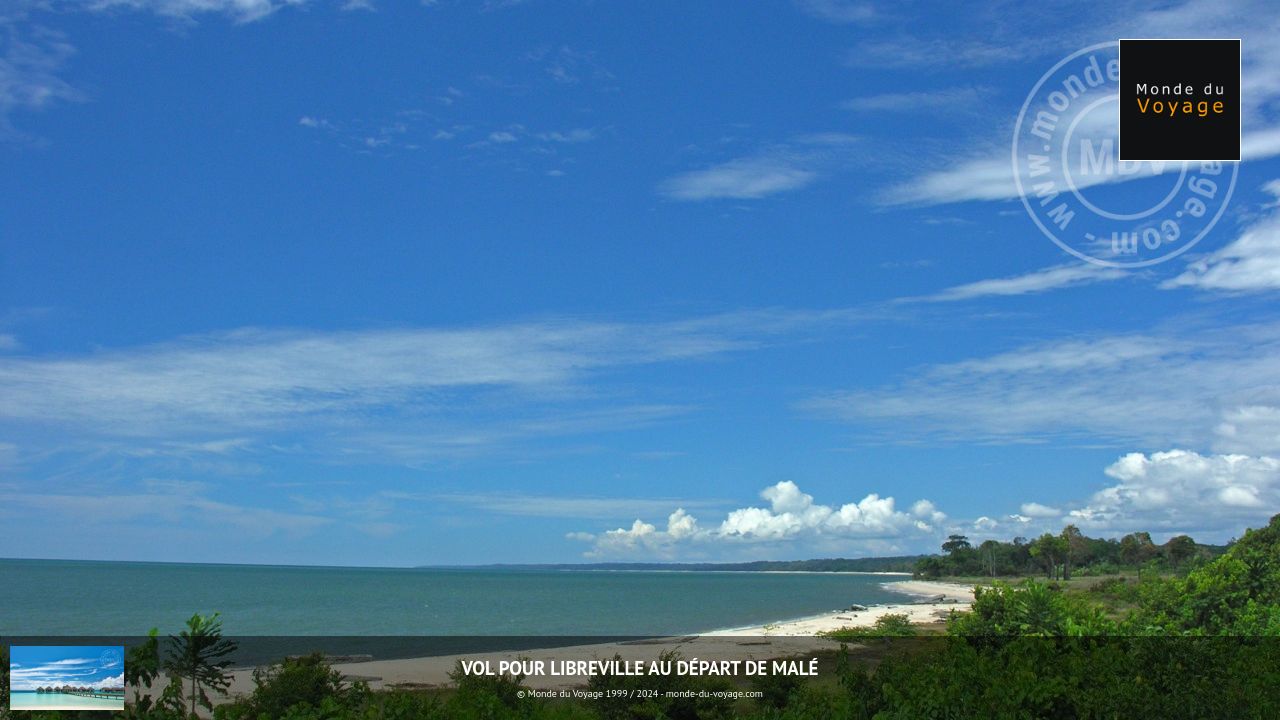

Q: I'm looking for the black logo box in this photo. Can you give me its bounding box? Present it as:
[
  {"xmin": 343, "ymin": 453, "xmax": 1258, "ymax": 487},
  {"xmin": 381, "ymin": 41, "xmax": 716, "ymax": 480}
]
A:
[{"xmin": 1119, "ymin": 39, "xmax": 1241, "ymax": 162}]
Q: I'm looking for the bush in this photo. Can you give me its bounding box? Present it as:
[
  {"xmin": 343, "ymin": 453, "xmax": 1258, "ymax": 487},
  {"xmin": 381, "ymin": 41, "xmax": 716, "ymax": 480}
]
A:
[
  {"xmin": 214, "ymin": 652, "xmax": 360, "ymax": 720},
  {"xmin": 820, "ymin": 613, "xmax": 918, "ymax": 642},
  {"xmin": 948, "ymin": 580, "xmax": 1116, "ymax": 637}
]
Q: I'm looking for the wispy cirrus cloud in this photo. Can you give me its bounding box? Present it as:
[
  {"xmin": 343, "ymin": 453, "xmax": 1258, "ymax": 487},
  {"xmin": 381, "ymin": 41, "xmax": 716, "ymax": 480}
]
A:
[
  {"xmin": 882, "ymin": 1, "xmax": 1280, "ymax": 207},
  {"xmin": 0, "ymin": 310, "xmax": 862, "ymax": 456},
  {"xmin": 0, "ymin": 18, "xmax": 83, "ymax": 137},
  {"xmin": 794, "ymin": 0, "xmax": 875, "ymax": 24},
  {"xmin": 658, "ymin": 134, "xmax": 858, "ymax": 201},
  {"xmin": 0, "ymin": 483, "xmax": 331, "ymax": 538},
  {"xmin": 418, "ymin": 491, "xmax": 731, "ymax": 520},
  {"xmin": 87, "ymin": 0, "xmax": 311, "ymax": 24},
  {"xmin": 900, "ymin": 262, "xmax": 1128, "ymax": 302},
  {"xmin": 1163, "ymin": 183, "xmax": 1280, "ymax": 292},
  {"xmin": 805, "ymin": 319, "xmax": 1280, "ymax": 455},
  {"xmin": 659, "ymin": 156, "xmax": 818, "ymax": 200},
  {"xmin": 842, "ymin": 86, "xmax": 991, "ymax": 113},
  {"xmin": 846, "ymin": 37, "xmax": 1031, "ymax": 70}
]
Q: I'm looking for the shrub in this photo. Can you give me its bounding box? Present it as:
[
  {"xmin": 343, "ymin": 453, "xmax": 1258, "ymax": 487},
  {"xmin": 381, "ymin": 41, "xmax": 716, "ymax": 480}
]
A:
[{"xmin": 820, "ymin": 613, "xmax": 918, "ymax": 642}]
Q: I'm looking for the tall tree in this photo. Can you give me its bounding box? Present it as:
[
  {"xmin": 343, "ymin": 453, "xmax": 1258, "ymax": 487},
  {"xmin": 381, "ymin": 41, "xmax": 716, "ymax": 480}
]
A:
[
  {"xmin": 1120, "ymin": 531, "xmax": 1156, "ymax": 565},
  {"xmin": 1030, "ymin": 533, "xmax": 1068, "ymax": 580},
  {"xmin": 1061, "ymin": 525, "xmax": 1086, "ymax": 581},
  {"xmin": 1166, "ymin": 534, "xmax": 1196, "ymax": 568},
  {"xmin": 942, "ymin": 535, "xmax": 972, "ymax": 555},
  {"xmin": 165, "ymin": 612, "xmax": 238, "ymax": 718},
  {"xmin": 978, "ymin": 539, "xmax": 1000, "ymax": 577}
]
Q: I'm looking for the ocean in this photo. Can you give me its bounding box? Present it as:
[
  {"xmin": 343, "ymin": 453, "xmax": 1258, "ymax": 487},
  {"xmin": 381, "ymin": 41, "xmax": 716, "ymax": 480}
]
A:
[{"xmin": 0, "ymin": 559, "xmax": 911, "ymax": 636}]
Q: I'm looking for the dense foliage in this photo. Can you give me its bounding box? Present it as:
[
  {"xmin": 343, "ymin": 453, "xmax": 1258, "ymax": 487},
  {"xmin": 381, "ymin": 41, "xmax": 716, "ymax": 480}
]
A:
[
  {"xmin": 915, "ymin": 526, "xmax": 1225, "ymax": 580},
  {"xmin": 3, "ymin": 515, "xmax": 1278, "ymax": 719}
]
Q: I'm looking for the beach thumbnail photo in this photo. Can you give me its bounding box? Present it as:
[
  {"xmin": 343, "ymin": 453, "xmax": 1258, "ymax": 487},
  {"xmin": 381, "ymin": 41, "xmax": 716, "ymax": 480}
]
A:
[{"xmin": 7, "ymin": 645, "xmax": 125, "ymax": 711}]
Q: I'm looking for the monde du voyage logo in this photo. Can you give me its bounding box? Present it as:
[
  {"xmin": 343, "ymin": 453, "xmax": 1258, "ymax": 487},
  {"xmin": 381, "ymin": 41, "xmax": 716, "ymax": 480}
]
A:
[{"xmin": 1013, "ymin": 40, "xmax": 1241, "ymax": 267}]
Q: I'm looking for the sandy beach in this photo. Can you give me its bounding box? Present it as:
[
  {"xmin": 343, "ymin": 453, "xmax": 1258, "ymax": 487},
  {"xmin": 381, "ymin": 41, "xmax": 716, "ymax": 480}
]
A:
[
  {"xmin": 701, "ymin": 579, "xmax": 973, "ymax": 636},
  {"xmin": 128, "ymin": 577, "xmax": 979, "ymax": 709},
  {"xmin": 193, "ymin": 579, "xmax": 978, "ymax": 697}
]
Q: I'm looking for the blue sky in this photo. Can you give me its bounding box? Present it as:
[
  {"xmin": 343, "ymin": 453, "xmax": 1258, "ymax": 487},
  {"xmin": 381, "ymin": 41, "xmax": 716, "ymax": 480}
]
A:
[
  {"xmin": 9, "ymin": 645, "xmax": 123, "ymax": 691},
  {"xmin": 2, "ymin": 0, "xmax": 1280, "ymax": 565}
]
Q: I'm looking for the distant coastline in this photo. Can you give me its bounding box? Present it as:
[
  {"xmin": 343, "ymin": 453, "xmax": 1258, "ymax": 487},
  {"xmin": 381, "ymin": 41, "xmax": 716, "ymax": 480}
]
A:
[
  {"xmin": 1, "ymin": 555, "xmax": 923, "ymax": 573},
  {"xmin": 443, "ymin": 556, "xmax": 925, "ymax": 573}
]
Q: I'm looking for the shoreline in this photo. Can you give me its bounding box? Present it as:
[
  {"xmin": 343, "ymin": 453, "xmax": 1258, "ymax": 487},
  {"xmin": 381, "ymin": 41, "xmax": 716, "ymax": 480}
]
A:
[
  {"xmin": 700, "ymin": 579, "xmax": 974, "ymax": 636},
  {"xmin": 138, "ymin": 579, "xmax": 977, "ymax": 703}
]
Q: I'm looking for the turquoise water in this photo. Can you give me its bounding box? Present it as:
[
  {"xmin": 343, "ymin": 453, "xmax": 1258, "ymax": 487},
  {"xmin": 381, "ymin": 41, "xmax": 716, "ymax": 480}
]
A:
[
  {"xmin": 9, "ymin": 691, "xmax": 124, "ymax": 710},
  {"xmin": 0, "ymin": 559, "xmax": 909, "ymax": 636}
]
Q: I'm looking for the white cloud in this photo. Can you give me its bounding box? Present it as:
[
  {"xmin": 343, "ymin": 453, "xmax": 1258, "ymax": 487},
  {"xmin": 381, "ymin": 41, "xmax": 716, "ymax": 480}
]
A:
[
  {"xmin": 794, "ymin": 0, "xmax": 874, "ymax": 24},
  {"xmin": 536, "ymin": 128, "xmax": 595, "ymax": 143},
  {"xmin": 881, "ymin": 151, "xmax": 1016, "ymax": 205},
  {"xmin": 0, "ymin": 484, "xmax": 331, "ymax": 537},
  {"xmin": 1019, "ymin": 502, "xmax": 1061, "ymax": 518},
  {"xmin": 573, "ymin": 480, "xmax": 942, "ymax": 557},
  {"xmin": 427, "ymin": 492, "xmax": 727, "ymax": 520},
  {"xmin": 659, "ymin": 135, "xmax": 858, "ymax": 201},
  {"xmin": 847, "ymin": 37, "xmax": 1028, "ymax": 69},
  {"xmin": 660, "ymin": 156, "xmax": 818, "ymax": 201},
  {"xmin": 1163, "ymin": 203, "xmax": 1280, "ymax": 292},
  {"xmin": 487, "ymin": 130, "xmax": 517, "ymax": 143},
  {"xmin": 806, "ymin": 320, "xmax": 1280, "ymax": 455},
  {"xmin": 0, "ymin": 20, "xmax": 83, "ymax": 136},
  {"xmin": 1066, "ymin": 449, "xmax": 1280, "ymax": 536},
  {"xmin": 906, "ymin": 263, "xmax": 1127, "ymax": 302},
  {"xmin": 87, "ymin": 0, "xmax": 310, "ymax": 24},
  {"xmin": 842, "ymin": 87, "xmax": 989, "ymax": 113},
  {"xmin": 0, "ymin": 309, "xmax": 865, "ymax": 463},
  {"xmin": 880, "ymin": 3, "xmax": 1280, "ymax": 207}
]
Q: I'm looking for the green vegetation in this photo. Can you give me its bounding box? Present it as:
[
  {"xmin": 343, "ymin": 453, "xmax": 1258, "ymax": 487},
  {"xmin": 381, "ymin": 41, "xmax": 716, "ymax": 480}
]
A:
[
  {"xmin": 916, "ymin": 524, "xmax": 1226, "ymax": 580},
  {"xmin": 819, "ymin": 613, "xmax": 917, "ymax": 641},
  {"xmin": 3, "ymin": 516, "xmax": 1278, "ymax": 719},
  {"xmin": 166, "ymin": 613, "xmax": 239, "ymax": 717}
]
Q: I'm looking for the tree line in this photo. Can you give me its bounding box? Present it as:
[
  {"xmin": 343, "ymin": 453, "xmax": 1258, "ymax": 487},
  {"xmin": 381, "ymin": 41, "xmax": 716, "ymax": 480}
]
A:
[{"xmin": 914, "ymin": 524, "xmax": 1222, "ymax": 580}]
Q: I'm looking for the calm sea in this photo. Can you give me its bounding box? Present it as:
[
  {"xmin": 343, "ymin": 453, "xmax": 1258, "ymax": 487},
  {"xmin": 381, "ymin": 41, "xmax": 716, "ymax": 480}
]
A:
[
  {"xmin": 0, "ymin": 559, "xmax": 910, "ymax": 636},
  {"xmin": 8, "ymin": 692, "xmax": 124, "ymax": 711}
]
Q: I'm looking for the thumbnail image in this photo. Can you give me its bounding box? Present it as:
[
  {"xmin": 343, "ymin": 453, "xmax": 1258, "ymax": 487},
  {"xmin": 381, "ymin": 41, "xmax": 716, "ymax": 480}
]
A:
[{"xmin": 8, "ymin": 646, "xmax": 125, "ymax": 711}]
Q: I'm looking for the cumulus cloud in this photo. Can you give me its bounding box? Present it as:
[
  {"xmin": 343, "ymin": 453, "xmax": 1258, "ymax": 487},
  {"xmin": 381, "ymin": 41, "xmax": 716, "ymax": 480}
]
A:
[
  {"xmin": 572, "ymin": 481, "xmax": 943, "ymax": 557},
  {"xmin": 1065, "ymin": 449, "xmax": 1280, "ymax": 536},
  {"xmin": 972, "ymin": 516, "xmax": 998, "ymax": 531},
  {"xmin": 1019, "ymin": 502, "xmax": 1061, "ymax": 518}
]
